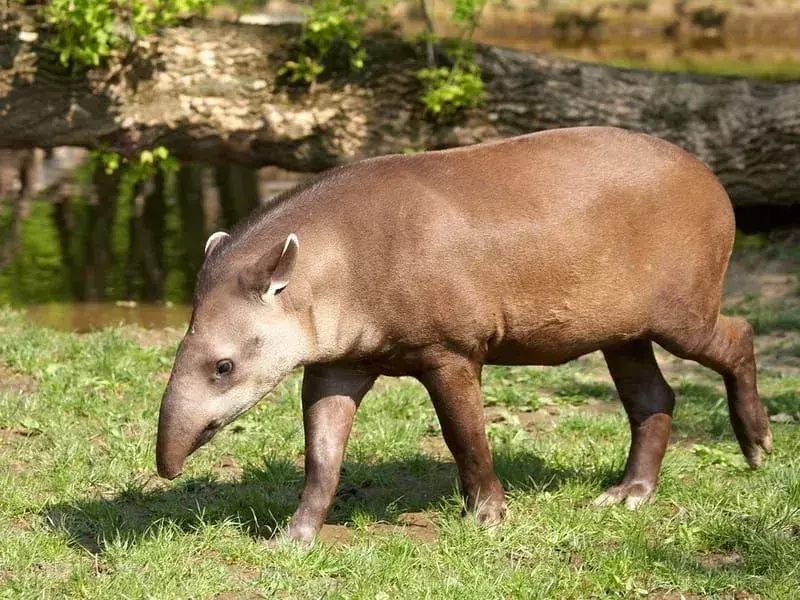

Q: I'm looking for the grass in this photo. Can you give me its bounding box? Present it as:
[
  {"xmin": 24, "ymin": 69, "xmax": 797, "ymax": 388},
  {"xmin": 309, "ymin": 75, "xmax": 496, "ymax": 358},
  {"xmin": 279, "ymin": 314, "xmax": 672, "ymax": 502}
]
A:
[
  {"xmin": 601, "ymin": 56, "xmax": 800, "ymax": 81},
  {"xmin": 1, "ymin": 240, "xmax": 800, "ymax": 598}
]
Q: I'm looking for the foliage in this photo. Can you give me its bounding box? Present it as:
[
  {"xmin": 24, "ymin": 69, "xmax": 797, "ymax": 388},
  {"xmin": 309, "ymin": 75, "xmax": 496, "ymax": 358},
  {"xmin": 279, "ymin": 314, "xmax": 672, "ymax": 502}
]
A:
[
  {"xmin": 278, "ymin": 0, "xmax": 367, "ymax": 84},
  {"xmin": 450, "ymin": 0, "xmax": 487, "ymax": 30},
  {"xmin": 416, "ymin": 60, "xmax": 485, "ymax": 121},
  {"xmin": 42, "ymin": 0, "xmax": 211, "ymax": 67},
  {"xmin": 85, "ymin": 146, "xmax": 180, "ymax": 200},
  {"xmin": 277, "ymin": 0, "xmax": 486, "ymax": 119},
  {"xmin": 415, "ymin": 0, "xmax": 488, "ymax": 121}
]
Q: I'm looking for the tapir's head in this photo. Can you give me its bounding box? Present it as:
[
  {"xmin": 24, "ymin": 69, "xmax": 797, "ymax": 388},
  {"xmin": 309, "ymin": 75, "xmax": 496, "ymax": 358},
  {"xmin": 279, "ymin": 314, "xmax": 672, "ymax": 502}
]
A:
[{"xmin": 156, "ymin": 231, "xmax": 309, "ymax": 479}]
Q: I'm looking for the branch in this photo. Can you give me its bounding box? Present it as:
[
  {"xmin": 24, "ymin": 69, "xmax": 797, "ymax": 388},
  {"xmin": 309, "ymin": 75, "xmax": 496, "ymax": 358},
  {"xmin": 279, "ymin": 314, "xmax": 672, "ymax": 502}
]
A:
[{"xmin": 1, "ymin": 17, "xmax": 799, "ymax": 206}]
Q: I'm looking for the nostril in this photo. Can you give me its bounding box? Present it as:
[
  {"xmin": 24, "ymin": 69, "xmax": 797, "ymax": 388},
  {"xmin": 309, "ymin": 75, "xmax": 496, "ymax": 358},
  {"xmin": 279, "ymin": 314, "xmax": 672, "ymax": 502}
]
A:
[{"xmin": 205, "ymin": 419, "xmax": 222, "ymax": 432}]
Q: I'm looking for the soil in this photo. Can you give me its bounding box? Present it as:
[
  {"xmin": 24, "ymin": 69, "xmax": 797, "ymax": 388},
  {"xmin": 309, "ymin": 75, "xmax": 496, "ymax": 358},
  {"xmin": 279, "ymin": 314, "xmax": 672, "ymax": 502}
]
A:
[
  {"xmin": 318, "ymin": 510, "xmax": 439, "ymax": 545},
  {"xmin": 0, "ymin": 362, "xmax": 35, "ymax": 396}
]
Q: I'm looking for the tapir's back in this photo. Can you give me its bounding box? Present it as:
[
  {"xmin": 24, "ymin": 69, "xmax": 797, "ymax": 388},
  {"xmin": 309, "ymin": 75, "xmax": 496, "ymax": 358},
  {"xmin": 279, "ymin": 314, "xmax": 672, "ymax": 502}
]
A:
[{"xmin": 265, "ymin": 127, "xmax": 735, "ymax": 365}]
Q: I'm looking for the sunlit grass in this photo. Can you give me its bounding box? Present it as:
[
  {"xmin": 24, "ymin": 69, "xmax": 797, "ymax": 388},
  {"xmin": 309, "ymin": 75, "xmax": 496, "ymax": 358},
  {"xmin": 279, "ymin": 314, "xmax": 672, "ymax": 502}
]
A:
[{"xmin": 1, "ymin": 299, "xmax": 799, "ymax": 598}]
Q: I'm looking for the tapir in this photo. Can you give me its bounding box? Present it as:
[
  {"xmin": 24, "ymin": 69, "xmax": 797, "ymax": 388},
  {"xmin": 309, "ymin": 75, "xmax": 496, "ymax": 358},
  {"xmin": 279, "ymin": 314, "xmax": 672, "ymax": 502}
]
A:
[{"xmin": 156, "ymin": 126, "xmax": 772, "ymax": 541}]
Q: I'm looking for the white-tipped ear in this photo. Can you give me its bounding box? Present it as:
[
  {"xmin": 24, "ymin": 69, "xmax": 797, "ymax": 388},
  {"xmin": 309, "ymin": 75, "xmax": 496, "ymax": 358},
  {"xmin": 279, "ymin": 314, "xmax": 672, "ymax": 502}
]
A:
[
  {"xmin": 204, "ymin": 231, "xmax": 230, "ymax": 256},
  {"xmin": 263, "ymin": 233, "xmax": 299, "ymax": 300}
]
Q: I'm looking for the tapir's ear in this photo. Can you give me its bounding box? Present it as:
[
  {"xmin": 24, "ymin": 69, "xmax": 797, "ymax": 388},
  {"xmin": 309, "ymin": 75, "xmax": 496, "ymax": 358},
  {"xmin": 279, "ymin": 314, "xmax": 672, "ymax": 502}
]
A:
[
  {"xmin": 204, "ymin": 231, "xmax": 230, "ymax": 257},
  {"xmin": 263, "ymin": 234, "xmax": 299, "ymax": 300},
  {"xmin": 239, "ymin": 234, "xmax": 299, "ymax": 301}
]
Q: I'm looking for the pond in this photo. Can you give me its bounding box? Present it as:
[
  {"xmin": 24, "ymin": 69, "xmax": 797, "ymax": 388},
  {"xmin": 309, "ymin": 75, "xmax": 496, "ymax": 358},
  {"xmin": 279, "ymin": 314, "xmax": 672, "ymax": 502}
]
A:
[{"xmin": 23, "ymin": 302, "xmax": 191, "ymax": 332}]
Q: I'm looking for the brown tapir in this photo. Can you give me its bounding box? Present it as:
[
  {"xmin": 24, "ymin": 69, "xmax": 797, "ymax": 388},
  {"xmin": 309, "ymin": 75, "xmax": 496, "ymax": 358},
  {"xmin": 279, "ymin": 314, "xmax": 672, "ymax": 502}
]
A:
[{"xmin": 156, "ymin": 126, "xmax": 772, "ymax": 541}]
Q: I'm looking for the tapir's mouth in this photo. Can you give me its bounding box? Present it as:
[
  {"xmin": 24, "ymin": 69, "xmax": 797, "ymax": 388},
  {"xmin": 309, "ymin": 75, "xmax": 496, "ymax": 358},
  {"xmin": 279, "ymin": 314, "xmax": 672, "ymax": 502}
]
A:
[
  {"xmin": 192, "ymin": 421, "xmax": 222, "ymax": 453},
  {"xmin": 157, "ymin": 392, "xmax": 270, "ymax": 481}
]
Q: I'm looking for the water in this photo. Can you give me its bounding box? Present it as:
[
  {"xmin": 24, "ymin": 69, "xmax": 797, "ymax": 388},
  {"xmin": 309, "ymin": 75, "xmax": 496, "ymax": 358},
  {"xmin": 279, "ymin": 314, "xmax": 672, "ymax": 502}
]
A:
[{"xmin": 24, "ymin": 302, "xmax": 191, "ymax": 332}]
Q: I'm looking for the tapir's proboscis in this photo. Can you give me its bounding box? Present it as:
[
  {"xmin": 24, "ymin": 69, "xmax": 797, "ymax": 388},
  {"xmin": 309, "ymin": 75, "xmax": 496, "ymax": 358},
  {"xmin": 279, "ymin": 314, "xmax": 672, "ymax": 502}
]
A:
[{"xmin": 156, "ymin": 127, "xmax": 772, "ymax": 541}]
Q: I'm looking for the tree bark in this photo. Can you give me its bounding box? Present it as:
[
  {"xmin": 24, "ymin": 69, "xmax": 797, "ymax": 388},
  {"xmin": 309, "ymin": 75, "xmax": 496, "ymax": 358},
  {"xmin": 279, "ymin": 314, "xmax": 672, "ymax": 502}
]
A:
[
  {"xmin": 126, "ymin": 175, "xmax": 166, "ymax": 301},
  {"xmin": 1, "ymin": 16, "xmax": 798, "ymax": 207},
  {"xmin": 176, "ymin": 164, "xmax": 207, "ymax": 298},
  {"xmin": 83, "ymin": 170, "xmax": 119, "ymax": 301},
  {"xmin": 0, "ymin": 149, "xmax": 37, "ymax": 268},
  {"xmin": 215, "ymin": 164, "xmax": 261, "ymax": 230}
]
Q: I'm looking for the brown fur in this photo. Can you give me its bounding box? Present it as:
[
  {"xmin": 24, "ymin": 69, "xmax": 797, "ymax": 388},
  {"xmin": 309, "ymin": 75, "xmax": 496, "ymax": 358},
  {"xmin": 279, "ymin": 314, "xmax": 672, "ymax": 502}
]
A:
[{"xmin": 156, "ymin": 127, "xmax": 772, "ymax": 540}]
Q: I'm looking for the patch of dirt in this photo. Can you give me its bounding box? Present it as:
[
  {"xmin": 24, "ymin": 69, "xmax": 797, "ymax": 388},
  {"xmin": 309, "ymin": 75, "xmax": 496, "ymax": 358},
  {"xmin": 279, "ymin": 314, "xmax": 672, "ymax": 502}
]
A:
[
  {"xmin": 648, "ymin": 594, "xmax": 706, "ymax": 600},
  {"xmin": 11, "ymin": 517, "xmax": 33, "ymax": 533},
  {"xmin": 317, "ymin": 523, "xmax": 352, "ymax": 545},
  {"xmin": 319, "ymin": 511, "xmax": 439, "ymax": 545},
  {"xmin": 725, "ymin": 245, "xmax": 799, "ymax": 305},
  {"xmin": 649, "ymin": 592, "xmax": 758, "ymax": 600},
  {"xmin": 670, "ymin": 433, "xmax": 704, "ymax": 449},
  {"xmin": 485, "ymin": 401, "xmax": 621, "ymax": 435},
  {"xmin": 373, "ymin": 511, "xmax": 438, "ymax": 543},
  {"xmin": 755, "ymin": 331, "xmax": 800, "ymax": 373},
  {"xmin": 419, "ymin": 435, "xmax": 452, "ymax": 461},
  {"xmin": 698, "ymin": 550, "xmax": 743, "ymax": 570},
  {"xmin": 213, "ymin": 591, "xmax": 262, "ymax": 600},
  {"xmin": 29, "ymin": 561, "xmax": 70, "ymax": 580},
  {"xmin": 0, "ymin": 362, "xmax": 35, "ymax": 396},
  {"xmin": 0, "ymin": 426, "xmax": 41, "ymax": 439},
  {"xmin": 371, "ymin": 376, "xmax": 421, "ymax": 394},
  {"xmin": 769, "ymin": 412, "xmax": 799, "ymax": 424},
  {"xmin": 225, "ymin": 563, "xmax": 259, "ymax": 583},
  {"xmin": 568, "ymin": 552, "xmax": 583, "ymax": 569},
  {"xmin": 212, "ymin": 455, "xmax": 245, "ymax": 481},
  {"xmin": 485, "ymin": 405, "xmax": 558, "ymax": 429},
  {"xmin": 571, "ymin": 401, "xmax": 621, "ymax": 416},
  {"xmin": 6, "ymin": 460, "xmax": 29, "ymax": 473}
]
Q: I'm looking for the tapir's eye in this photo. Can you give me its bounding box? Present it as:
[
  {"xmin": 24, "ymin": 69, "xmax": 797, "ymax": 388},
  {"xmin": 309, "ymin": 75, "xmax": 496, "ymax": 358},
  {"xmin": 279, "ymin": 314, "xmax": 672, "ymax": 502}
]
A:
[{"xmin": 215, "ymin": 359, "xmax": 233, "ymax": 377}]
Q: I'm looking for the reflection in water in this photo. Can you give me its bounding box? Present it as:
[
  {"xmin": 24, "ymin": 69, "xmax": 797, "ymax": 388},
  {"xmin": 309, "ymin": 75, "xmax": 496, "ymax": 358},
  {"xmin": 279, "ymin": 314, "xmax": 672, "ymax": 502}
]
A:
[
  {"xmin": 25, "ymin": 302, "xmax": 191, "ymax": 332},
  {"xmin": 0, "ymin": 159, "xmax": 306, "ymax": 309}
]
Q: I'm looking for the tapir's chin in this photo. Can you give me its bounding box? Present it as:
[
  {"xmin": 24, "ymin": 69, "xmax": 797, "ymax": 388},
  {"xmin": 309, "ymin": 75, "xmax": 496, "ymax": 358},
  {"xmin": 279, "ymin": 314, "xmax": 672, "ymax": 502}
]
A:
[
  {"xmin": 191, "ymin": 423, "xmax": 221, "ymax": 453},
  {"xmin": 157, "ymin": 460, "xmax": 183, "ymax": 480}
]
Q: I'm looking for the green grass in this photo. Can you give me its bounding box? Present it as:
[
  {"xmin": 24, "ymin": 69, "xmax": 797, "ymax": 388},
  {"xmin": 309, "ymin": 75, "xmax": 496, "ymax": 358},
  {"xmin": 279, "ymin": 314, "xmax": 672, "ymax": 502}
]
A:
[
  {"xmin": 602, "ymin": 56, "xmax": 800, "ymax": 81},
  {"xmin": 1, "ymin": 304, "xmax": 799, "ymax": 598}
]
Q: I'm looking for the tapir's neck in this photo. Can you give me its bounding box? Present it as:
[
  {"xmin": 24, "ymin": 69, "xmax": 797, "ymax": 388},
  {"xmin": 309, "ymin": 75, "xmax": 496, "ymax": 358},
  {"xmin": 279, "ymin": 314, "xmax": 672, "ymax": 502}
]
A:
[
  {"xmin": 229, "ymin": 187, "xmax": 381, "ymax": 367},
  {"xmin": 299, "ymin": 269, "xmax": 376, "ymax": 366}
]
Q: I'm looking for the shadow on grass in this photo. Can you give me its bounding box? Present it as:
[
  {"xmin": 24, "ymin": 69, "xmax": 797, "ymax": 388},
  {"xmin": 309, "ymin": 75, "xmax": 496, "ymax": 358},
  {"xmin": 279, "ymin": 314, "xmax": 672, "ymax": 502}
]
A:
[{"xmin": 43, "ymin": 451, "xmax": 617, "ymax": 555}]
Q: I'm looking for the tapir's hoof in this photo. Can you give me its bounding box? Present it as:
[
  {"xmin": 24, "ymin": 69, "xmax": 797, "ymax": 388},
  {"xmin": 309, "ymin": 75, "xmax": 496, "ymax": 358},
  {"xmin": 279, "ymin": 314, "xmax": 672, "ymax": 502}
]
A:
[
  {"xmin": 592, "ymin": 482, "xmax": 654, "ymax": 510},
  {"xmin": 743, "ymin": 427, "xmax": 773, "ymax": 470},
  {"xmin": 763, "ymin": 428, "xmax": 774, "ymax": 454},
  {"xmin": 282, "ymin": 522, "xmax": 317, "ymax": 544},
  {"xmin": 471, "ymin": 496, "xmax": 508, "ymax": 528}
]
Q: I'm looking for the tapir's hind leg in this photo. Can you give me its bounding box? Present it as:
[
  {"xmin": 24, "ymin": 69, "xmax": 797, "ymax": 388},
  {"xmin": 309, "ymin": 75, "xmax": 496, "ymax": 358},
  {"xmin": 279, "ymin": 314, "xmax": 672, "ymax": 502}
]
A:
[
  {"xmin": 655, "ymin": 315, "xmax": 772, "ymax": 468},
  {"xmin": 594, "ymin": 340, "xmax": 675, "ymax": 509}
]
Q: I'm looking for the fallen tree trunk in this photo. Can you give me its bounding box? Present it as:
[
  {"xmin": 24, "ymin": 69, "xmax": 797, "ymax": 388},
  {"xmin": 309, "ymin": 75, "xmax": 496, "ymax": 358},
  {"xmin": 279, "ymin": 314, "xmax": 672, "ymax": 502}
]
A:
[{"xmin": 1, "ymin": 18, "xmax": 799, "ymax": 207}]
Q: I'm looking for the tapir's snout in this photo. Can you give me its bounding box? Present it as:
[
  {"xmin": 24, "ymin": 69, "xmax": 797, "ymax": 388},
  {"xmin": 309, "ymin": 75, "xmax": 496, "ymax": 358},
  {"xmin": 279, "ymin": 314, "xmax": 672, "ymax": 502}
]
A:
[
  {"xmin": 156, "ymin": 453, "xmax": 184, "ymax": 480},
  {"xmin": 156, "ymin": 385, "xmax": 220, "ymax": 480}
]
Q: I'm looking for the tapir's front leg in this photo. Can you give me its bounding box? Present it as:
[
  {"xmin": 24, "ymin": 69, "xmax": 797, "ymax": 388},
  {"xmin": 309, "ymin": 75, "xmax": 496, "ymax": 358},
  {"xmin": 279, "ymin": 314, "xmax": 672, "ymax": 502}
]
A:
[
  {"xmin": 419, "ymin": 356, "xmax": 507, "ymax": 526},
  {"xmin": 285, "ymin": 366, "xmax": 376, "ymax": 542}
]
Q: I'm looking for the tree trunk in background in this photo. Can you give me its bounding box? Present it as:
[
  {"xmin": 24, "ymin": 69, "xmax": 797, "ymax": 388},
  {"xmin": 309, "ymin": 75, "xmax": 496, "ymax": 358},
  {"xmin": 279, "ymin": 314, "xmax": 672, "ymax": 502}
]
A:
[
  {"xmin": 126, "ymin": 175, "xmax": 166, "ymax": 301},
  {"xmin": 215, "ymin": 164, "xmax": 261, "ymax": 230},
  {"xmin": 84, "ymin": 170, "xmax": 119, "ymax": 301},
  {"xmin": 52, "ymin": 196, "xmax": 84, "ymax": 299},
  {"xmin": 0, "ymin": 149, "xmax": 37, "ymax": 268},
  {"xmin": 142, "ymin": 173, "xmax": 166, "ymax": 300},
  {"xmin": 1, "ymin": 17, "xmax": 799, "ymax": 207},
  {"xmin": 177, "ymin": 164, "xmax": 207, "ymax": 298}
]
